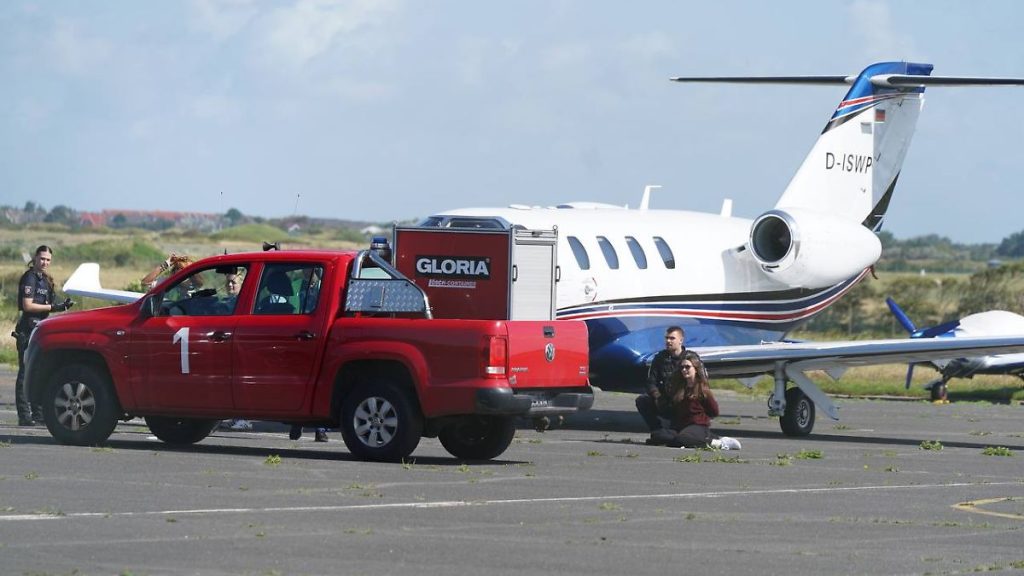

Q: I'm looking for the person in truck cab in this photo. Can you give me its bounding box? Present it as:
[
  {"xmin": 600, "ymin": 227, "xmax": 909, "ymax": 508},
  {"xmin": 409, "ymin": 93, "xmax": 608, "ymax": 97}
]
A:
[
  {"xmin": 635, "ymin": 326, "xmax": 688, "ymax": 437},
  {"xmin": 220, "ymin": 271, "xmax": 244, "ymax": 312},
  {"xmin": 14, "ymin": 245, "xmax": 74, "ymax": 426}
]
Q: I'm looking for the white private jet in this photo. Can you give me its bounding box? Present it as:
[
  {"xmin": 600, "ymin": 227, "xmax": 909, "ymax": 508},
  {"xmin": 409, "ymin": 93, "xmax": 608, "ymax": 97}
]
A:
[
  {"xmin": 419, "ymin": 61, "xmax": 1024, "ymax": 435},
  {"xmin": 887, "ymin": 297, "xmax": 1024, "ymax": 401}
]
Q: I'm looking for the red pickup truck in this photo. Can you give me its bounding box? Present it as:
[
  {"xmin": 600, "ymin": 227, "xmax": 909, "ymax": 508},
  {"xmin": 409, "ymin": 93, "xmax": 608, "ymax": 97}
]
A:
[{"xmin": 23, "ymin": 248, "xmax": 592, "ymax": 461}]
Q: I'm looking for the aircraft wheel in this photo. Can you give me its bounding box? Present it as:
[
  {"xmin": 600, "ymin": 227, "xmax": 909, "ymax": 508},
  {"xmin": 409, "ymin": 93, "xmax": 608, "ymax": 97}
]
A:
[
  {"xmin": 779, "ymin": 387, "xmax": 815, "ymax": 436},
  {"xmin": 930, "ymin": 382, "xmax": 948, "ymax": 402}
]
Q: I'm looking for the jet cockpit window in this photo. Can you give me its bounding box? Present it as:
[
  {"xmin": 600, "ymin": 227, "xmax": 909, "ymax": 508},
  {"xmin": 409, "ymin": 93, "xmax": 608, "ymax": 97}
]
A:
[
  {"xmin": 625, "ymin": 236, "xmax": 647, "ymax": 269},
  {"xmin": 596, "ymin": 236, "xmax": 619, "ymax": 270},
  {"xmin": 653, "ymin": 236, "xmax": 675, "ymax": 269},
  {"xmin": 567, "ymin": 236, "xmax": 590, "ymax": 270}
]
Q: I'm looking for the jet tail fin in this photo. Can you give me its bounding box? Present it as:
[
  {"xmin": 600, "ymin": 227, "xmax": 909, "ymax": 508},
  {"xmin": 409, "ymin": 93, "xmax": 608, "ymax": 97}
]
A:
[{"xmin": 671, "ymin": 63, "xmax": 1024, "ymax": 231}]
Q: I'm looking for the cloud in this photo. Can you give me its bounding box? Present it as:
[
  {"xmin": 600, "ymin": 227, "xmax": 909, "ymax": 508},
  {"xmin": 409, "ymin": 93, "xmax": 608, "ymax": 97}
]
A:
[
  {"xmin": 540, "ymin": 41, "xmax": 591, "ymax": 73},
  {"xmin": 619, "ymin": 31, "xmax": 677, "ymax": 62},
  {"xmin": 453, "ymin": 37, "xmax": 521, "ymax": 88},
  {"xmin": 187, "ymin": 82, "xmax": 242, "ymax": 123},
  {"xmin": 260, "ymin": 0, "xmax": 400, "ymax": 69},
  {"xmin": 848, "ymin": 0, "xmax": 916, "ymax": 61},
  {"xmin": 325, "ymin": 78, "xmax": 395, "ymax": 102},
  {"xmin": 188, "ymin": 0, "xmax": 260, "ymax": 42},
  {"xmin": 48, "ymin": 19, "xmax": 112, "ymax": 75}
]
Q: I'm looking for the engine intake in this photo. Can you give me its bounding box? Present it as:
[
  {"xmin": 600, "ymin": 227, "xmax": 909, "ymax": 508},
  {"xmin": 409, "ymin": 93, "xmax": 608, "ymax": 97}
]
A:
[{"xmin": 748, "ymin": 209, "xmax": 881, "ymax": 288}]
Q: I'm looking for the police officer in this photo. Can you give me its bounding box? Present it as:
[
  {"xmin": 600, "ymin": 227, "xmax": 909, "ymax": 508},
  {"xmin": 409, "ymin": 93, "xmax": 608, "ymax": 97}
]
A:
[{"xmin": 14, "ymin": 245, "xmax": 74, "ymax": 426}]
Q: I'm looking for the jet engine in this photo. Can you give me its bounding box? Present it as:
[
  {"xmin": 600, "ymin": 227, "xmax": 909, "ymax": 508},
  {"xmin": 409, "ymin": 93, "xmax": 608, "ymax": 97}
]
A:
[{"xmin": 748, "ymin": 209, "xmax": 881, "ymax": 288}]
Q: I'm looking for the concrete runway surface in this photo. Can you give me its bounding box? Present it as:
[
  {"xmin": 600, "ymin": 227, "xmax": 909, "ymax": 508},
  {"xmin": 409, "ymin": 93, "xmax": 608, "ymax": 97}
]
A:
[{"xmin": 0, "ymin": 366, "xmax": 1022, "ymax": 576}]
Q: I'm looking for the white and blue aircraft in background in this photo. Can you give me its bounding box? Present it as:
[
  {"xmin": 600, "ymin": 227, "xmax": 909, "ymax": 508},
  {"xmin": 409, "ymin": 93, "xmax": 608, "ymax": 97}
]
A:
[
  {"xmin": 887, "ymin": 297, "xmax": 1024, "ymax": 401},
  {"xmin": 422, "ymin": 61, "xmax": 1024, "ymax": 435}
]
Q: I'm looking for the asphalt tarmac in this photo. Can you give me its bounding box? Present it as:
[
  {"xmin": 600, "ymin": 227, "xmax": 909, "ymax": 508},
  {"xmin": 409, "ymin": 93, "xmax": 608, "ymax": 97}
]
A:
[{"xmin": 1, "ymin": 366, "xmax": 1022, "ymax": 576}]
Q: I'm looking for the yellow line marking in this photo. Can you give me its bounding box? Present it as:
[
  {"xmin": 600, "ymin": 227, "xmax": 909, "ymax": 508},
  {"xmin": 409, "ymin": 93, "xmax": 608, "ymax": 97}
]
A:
[{"xmin": 952, "ymin": 497, "xmax": 1024, "ymax": 521}]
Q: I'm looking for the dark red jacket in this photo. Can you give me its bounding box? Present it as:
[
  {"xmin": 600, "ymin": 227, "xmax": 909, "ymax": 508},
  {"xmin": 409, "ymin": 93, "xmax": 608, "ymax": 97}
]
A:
[{"xmin": 669, "ymin": 392, "xmax": 719, "ymax": 430}]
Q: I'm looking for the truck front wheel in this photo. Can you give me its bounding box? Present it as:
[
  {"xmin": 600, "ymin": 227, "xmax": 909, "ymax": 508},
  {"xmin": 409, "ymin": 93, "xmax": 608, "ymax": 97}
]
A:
[
  {"xmin": 438, "ymin": 415, "xmax": 516, "ymax": 461},
  {"xmin": 341, "ymin": 381, "xmax": 423, "ymax": 462},
  {"xmin": 145, "ymin": 417, "xmax": 219, "ymax": 445},
  {"xmin": 43, "ymin": 364, "xmax": 119, "ymax": 446}
]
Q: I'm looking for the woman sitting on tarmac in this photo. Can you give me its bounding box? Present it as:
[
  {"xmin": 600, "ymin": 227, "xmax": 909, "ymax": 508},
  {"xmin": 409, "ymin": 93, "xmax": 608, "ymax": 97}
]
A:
[{"xmin": 648, "ymin": 351, "xmax": 742, "ymax": 450}]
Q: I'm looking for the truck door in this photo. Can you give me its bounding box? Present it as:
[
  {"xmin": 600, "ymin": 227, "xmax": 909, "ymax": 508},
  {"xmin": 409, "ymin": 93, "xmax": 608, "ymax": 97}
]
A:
[
  {"xmin": 130, "ymin": 265, "xmax": 241, "ymax": 411},
  {"xmin": 231, "ymin": 262, "xmax": 329, "ymax": 413}
]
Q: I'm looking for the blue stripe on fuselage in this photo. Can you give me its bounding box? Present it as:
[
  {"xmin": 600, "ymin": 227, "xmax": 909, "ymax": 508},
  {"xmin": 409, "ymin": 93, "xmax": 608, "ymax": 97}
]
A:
[{"xmin": 575, "ymin": 273, "xmax": 866, "ymax": 391}]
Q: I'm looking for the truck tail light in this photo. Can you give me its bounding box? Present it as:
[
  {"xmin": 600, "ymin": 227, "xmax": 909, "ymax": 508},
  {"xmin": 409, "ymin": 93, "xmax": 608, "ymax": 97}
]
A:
[{"xmin": 484, "ymin": 336, "xmax": 508, "ymax": 378}]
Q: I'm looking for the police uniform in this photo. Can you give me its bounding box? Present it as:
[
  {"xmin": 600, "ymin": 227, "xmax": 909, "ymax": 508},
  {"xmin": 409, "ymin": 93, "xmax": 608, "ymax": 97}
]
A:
[{"xmin": 14, "ymin": 269, "xmax": 55, "ymax": 424}]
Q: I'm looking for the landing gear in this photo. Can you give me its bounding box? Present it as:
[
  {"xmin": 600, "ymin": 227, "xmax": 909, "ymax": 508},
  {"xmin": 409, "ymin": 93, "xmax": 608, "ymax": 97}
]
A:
[
  {"xmin": 929, "ymin": 381, "xmax": 948, "ymax": 402},
  {"xmin": 769, "ymin": 362, "xmax": 832, "ymax": 436},
  {"xmin": 780, "ymin": 387, "xmax": 815, "ymax": 436}
]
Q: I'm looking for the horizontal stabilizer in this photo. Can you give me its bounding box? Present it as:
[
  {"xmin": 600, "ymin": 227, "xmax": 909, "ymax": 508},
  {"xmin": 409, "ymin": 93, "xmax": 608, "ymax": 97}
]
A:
[
  {"xmin": 670, "ymin": 75, "xmax": 852, "ymax": 85},
  {"xmin": 63, "ymin": 263, "xmax": 144, "ymax": 304},
  {"xmin": 671, "ymin": 73, "xmax": 1024, "ymax": 88},
  {"xmin": 873, "ymin": 75, "xmax": 1024, "ymax": 87}
]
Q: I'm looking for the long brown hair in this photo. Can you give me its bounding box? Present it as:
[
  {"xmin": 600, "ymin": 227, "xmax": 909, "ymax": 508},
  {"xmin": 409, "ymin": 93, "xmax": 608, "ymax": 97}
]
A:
[{"xmin": 673, "ymin": 351, "xmax": 708, "ymax": 402}]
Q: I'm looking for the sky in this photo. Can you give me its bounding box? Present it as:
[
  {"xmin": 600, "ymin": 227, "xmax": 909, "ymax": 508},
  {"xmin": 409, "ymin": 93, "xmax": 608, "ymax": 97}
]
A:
[{"xmin": 2, "ymin": 1, "xmax": 1023, "ymax": 244}]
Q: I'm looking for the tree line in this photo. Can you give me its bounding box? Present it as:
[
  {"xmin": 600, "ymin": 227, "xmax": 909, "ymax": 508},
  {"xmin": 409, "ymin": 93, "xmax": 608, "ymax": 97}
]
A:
[{"xmin": 802, "ymin": 261, "xmax": 1024, "ymax": 337}]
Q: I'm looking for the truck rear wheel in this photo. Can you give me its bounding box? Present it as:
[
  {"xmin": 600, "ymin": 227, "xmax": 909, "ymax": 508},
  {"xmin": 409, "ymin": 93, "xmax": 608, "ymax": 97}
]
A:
[
  {"xmin": 145, "ymin": 416, "xmax": 219, "ymax": 445},
  {"xmin": 341, "ymin": 381, "xmax": 423, "ymax": 462},
  {"xmin": 43, "ymin": 364, "xmax": 119, "ymax": 446},
  {"xmin": 438, "ymin": 415, "xmax": 516, "ymax": 461}
]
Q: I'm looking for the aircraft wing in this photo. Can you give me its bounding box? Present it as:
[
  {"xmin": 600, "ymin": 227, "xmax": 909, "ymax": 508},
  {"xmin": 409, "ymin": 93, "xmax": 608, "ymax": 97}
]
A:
[
  {"xmin": 694, "ymin": 336, "xmax": 1024, "ymax": 380},
  {"xmin": 63, "ymin": 263, "xmax": 145, "ymax": 304}
]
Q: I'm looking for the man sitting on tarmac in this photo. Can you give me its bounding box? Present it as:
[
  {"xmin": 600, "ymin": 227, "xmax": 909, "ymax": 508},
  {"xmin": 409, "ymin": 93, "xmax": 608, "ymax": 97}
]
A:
[{"xmin": 635, "ymin": 326, "xmax": 688, "ymax": 438}]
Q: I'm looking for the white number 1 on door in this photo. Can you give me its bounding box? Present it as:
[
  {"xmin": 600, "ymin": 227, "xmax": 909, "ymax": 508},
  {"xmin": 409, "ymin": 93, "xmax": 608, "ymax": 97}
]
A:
[{"xmin": 173, "ymin": 327, "xmax": 190, "ymax": 374}]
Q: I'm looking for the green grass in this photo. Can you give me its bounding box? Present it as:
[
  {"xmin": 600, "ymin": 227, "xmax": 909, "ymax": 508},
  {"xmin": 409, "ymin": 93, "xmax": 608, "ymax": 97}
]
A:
[
  {"xmin": 794, "ymin": 449, "xmax": 823, "ymax": 460},
  {"xmin": 210, "ymin": 223, "xmax": 291, "ymax": 244}
]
